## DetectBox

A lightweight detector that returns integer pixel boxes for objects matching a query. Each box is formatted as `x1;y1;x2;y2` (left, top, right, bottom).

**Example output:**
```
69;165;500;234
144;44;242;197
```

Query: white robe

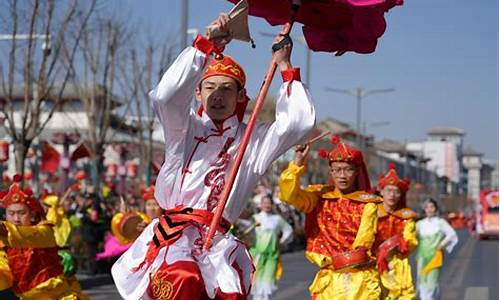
112;45;315;300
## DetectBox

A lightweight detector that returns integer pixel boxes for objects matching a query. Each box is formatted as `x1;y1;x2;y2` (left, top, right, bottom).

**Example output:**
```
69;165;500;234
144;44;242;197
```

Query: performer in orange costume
374;163;418;300
0;176;80;299
279;136;382;300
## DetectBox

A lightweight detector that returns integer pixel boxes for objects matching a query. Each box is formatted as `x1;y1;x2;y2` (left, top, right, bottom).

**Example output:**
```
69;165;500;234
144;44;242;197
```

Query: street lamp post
324;87;395;148
181;0;189;50
361;121;391;152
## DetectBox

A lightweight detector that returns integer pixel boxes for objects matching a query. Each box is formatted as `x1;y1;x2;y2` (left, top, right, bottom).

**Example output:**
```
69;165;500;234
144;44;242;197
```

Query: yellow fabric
322;189;382;203
420;250;443;276
0;249;13;290
1;222;57;248
403;219;418;252
44;196;72;247
67;275;90;300
378;214;418;299
309;265;380;300
352;202;378;251
279;162;320;213
18;274;78;300
43;195;59;207
380;257;416;300
275;255;283;281
305;251;333;269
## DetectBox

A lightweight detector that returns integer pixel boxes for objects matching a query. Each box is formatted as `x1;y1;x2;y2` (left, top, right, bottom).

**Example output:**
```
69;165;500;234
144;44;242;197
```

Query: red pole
203;21;295;250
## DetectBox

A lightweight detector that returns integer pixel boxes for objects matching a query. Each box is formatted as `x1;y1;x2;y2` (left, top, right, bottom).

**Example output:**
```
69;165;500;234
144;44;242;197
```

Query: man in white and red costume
111;14;316;300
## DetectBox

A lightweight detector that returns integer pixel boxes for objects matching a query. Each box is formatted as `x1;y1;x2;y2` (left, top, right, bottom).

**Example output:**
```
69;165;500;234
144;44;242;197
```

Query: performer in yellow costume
279;136;382;300
374;163;418;300
0;176;80;299
43;192;89;300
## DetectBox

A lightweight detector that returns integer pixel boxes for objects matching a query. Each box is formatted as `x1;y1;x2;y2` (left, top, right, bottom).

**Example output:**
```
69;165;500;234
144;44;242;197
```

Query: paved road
82;229;497;300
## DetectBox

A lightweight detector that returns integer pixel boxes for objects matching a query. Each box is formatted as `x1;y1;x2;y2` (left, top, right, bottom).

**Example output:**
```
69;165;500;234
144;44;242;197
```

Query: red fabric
147;261;247;300
41;143;60;173
193;34;224;55
281;68;301;83
70;143;90;161
147;261;206;300
7;247;63;294
228;0;403;55
306;197;367;257
375;234;407;273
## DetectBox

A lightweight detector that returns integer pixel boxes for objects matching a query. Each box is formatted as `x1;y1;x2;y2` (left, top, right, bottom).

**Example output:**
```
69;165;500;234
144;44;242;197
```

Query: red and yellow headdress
378;163;410;193
198;54;249;122
0;174;43;214
202;54;246;88
318;136;371;191
378;163;411;207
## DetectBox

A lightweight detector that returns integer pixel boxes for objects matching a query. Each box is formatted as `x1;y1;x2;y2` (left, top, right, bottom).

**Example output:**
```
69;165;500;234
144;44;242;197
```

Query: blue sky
116;0;498;160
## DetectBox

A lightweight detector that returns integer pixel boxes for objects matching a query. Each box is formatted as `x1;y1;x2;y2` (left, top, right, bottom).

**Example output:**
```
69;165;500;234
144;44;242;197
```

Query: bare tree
119;40;175;186
64;15;131;191
0;0;96;175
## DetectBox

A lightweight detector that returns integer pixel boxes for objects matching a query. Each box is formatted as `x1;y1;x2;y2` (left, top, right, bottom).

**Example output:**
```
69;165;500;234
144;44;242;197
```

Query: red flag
41;143;60;173
71;143;90;161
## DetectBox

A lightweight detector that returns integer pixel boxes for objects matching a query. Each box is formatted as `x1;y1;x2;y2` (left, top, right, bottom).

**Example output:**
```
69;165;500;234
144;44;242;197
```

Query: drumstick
295;131;331;152
307;131;331;145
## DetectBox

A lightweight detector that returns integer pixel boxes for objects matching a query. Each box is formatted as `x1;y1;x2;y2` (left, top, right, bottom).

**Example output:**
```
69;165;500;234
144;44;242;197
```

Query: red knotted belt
132;206;231;272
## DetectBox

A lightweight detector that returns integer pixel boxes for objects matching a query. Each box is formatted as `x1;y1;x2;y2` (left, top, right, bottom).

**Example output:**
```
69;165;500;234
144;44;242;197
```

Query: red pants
147;260;247;300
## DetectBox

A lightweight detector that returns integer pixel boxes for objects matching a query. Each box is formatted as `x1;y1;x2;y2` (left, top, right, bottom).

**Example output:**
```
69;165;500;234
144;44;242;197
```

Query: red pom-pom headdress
0;174;43;214
317;135;371;191
378;163;411;207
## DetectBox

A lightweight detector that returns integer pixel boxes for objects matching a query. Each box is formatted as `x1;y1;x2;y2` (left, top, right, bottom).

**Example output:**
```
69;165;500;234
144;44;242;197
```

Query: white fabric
112;45;315;299
253;211;293;245
251;283;275;300
416;216;458;253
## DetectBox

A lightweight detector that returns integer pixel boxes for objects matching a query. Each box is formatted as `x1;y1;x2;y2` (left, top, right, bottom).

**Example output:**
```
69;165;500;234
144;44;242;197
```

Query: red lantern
0;141;9;163
127;163;138;177
24;171;33;181
70;183;81;192
75;170;86;181
107;164;118;177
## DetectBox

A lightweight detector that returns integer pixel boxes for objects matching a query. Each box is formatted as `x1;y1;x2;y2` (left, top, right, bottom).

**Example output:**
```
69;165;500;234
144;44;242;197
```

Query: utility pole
325;87;395;148
180;0;189;50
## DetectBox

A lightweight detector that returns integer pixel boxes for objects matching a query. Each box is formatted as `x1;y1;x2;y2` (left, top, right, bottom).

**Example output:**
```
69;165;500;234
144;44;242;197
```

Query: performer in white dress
250;195;293;300
416;198;458;300
111;13;315;300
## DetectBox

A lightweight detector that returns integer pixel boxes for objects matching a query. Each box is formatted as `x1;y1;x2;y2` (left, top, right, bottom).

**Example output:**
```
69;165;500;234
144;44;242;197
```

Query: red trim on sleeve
192;34;224;55
281;67;301;83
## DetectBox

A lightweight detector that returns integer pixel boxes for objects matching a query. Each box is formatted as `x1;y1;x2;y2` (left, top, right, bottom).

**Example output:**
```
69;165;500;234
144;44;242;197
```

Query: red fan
229;0;402;55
